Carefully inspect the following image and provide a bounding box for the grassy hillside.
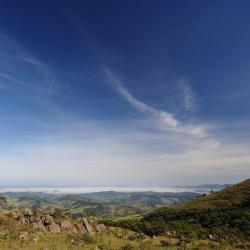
[0,209,247,250]
[176,178,250,209]
[109,179,250,241]
[0,181,250,249]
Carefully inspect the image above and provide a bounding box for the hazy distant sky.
[0,1,249,186]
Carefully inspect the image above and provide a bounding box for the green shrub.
[98,243,110,250]
[82,233,96,244]
[136,233,145,241]
[139,240,153,250]
[160,240,169,247]
[54,208,65,218]
[120,243,134,250]
[128,235,136,241]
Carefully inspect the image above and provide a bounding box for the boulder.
[32,221,47,231]
[48,222,61,233]
[75,222,87,233]
[10,208,103,235]
[27,209,33,216]
[165,230,177,237]
[82,217,96,235]
[20,217,28,224]
[29,216,34,223]
[11,211,18,219]
[60,219,72,230]
[44,215,53,226]
[94,224,106,233]
[208,234,215,240]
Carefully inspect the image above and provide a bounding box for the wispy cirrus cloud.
[104,67,209,140]
[0,33,60,98]
[0,33,68,120]
[178,78,197,112]
[0,117,248,186]
[0,71,24,88]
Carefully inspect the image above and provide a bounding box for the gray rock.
[82,217,96,235]
[20,217,27,224]
[44,215,53,225]
[27,209,33,216]
[94,224,106,233]
[75,222,87,233]
[48,222,61,233]
[11,211,18,219]
[60,219,72,230]
[32,221,47,231]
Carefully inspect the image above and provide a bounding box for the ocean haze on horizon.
[0,186,223,195]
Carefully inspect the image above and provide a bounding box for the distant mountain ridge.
[176,184,231,190]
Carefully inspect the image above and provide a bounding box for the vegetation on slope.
[107,179,250,241]
[0,209,242,250]
[176,178,250,209]
[1,180,250,249]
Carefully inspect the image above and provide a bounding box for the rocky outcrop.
[32,220,47,231]
[9,209,106,235]
[82,217,96,235]
[60,219,71,230]
[48,222,61,233]
[94,223,106,233]
[165,230,177,237]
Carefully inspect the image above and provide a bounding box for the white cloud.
[0,33,60,98]
[179,78,197,112]
[0,119,249,186]
[104,67,208,139]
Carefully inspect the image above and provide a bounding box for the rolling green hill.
[176,178,250,209]
[1,191,198,218]
[110,179,250,241]
[1,182,250,249]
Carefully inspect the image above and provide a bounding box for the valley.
[1,191,199,219]
[0,180,249,249]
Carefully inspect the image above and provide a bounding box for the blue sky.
[0,1,249,186]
